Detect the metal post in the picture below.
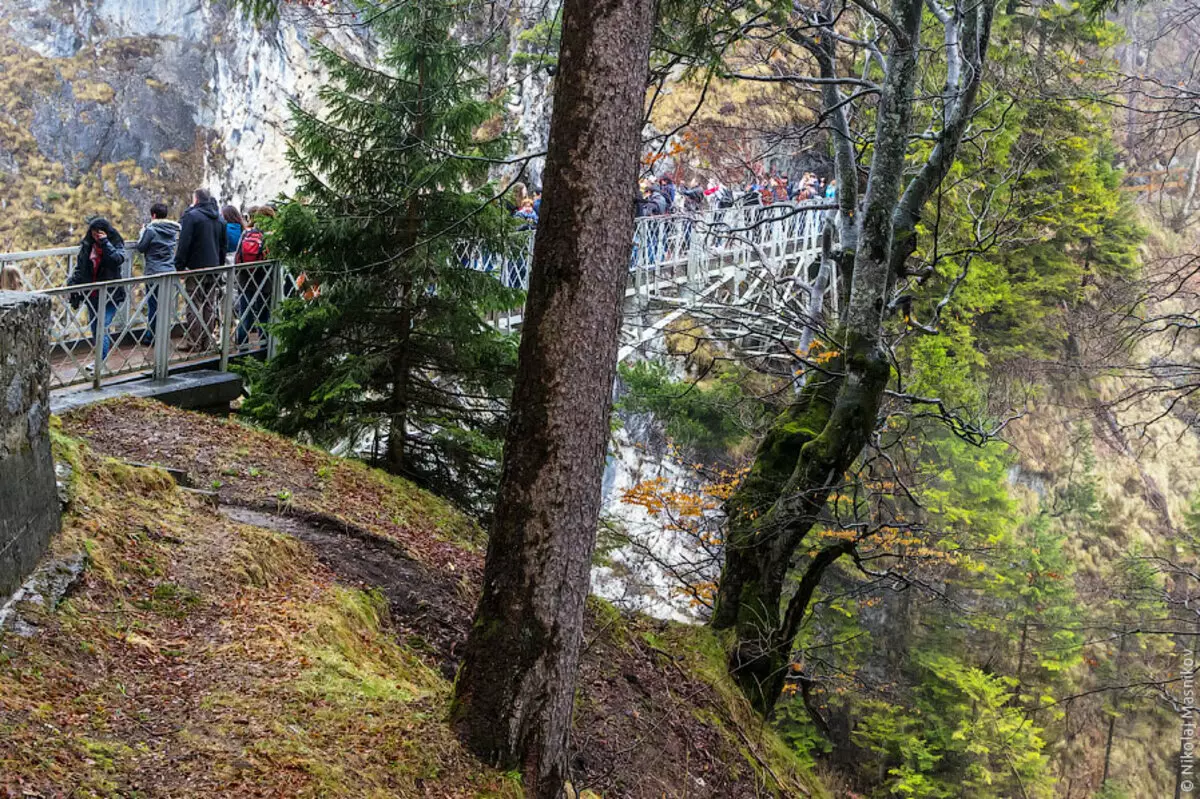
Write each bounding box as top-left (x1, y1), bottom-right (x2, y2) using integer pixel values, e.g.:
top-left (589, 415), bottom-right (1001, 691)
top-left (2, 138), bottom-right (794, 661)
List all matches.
top-left (93, 285), bottom-right (106, 389)
top-left (687, 215), bottom-right (703, 292)
top-left (634, 227), bottom-right (644, 297)
top-left (267, 261), bottom-right (284, 361)
top-left (153, 274), bottom-right (173, 381)
top-left (219, 265), bottom-right (235, 372)
top-left (115, 253), bottom-right (133, 333)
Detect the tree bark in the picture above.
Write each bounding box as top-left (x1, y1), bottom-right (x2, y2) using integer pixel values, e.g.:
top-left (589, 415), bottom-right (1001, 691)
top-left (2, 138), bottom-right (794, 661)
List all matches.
top-left (451, 0), bottom-right (654, 795)
top-left (386, 281), bottom-right (413, 475)
top-left (385, 354), bottom-right (408, 474)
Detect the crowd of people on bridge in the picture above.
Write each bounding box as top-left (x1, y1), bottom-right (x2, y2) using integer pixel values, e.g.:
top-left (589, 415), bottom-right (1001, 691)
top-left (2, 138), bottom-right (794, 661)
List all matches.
top-left (62, 189), bottom-right (275, 374)
top-left (44, 165), bottom-right (835, 373)
top-left (503, 170), bottom-right (835, 230)
top-left (636, 172), bottom-right (834, 219)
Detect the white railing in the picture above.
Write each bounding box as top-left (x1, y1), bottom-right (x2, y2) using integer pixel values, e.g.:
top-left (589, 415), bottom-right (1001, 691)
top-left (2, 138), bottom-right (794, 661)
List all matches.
top-left (37, 262), bottom-right (288, 391)
top-left (4, 200), bottom-right (828, 392)
top-left (0, 246), bottom-right (88, 291)
top-left (449, 200), bottom-right (827, 294)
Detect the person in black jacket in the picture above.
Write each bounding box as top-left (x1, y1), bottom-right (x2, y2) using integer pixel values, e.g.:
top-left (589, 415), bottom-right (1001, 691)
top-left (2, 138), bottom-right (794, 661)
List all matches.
top-left (67, 218), bottom-right (127, 368)
top-left (175, 188), bottom-right (227, 350)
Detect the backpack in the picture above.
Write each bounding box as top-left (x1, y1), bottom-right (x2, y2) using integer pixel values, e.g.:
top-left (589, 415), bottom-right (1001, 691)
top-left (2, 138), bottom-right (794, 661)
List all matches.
top-left (236, 229), bottom-right (266, 264)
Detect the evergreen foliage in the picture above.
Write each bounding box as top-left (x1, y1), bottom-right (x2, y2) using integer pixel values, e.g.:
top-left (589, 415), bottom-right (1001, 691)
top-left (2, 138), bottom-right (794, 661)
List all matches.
top-left (902, 7), bottom-right (1143, 414)
top-left (243, 0), bottom-right (523, 516)
top-left (853, 651), bottom-right (1053, 799)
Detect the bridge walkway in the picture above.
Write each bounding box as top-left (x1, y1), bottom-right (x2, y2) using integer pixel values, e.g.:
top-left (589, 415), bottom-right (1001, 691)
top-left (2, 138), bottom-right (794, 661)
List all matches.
top-left (0, 201), bottom-right (828, 404)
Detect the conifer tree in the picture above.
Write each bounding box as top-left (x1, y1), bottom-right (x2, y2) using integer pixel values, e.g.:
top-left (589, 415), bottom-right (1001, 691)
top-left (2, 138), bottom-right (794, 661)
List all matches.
top-left (243, 0), bottom-right (522, 515)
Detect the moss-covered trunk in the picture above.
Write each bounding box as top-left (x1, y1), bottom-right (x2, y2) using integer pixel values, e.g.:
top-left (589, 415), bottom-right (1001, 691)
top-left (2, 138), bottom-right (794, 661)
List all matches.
top-left (712, 336), bottom-right (890, 714)
top-left (711, 0), bottom-right (950, 717)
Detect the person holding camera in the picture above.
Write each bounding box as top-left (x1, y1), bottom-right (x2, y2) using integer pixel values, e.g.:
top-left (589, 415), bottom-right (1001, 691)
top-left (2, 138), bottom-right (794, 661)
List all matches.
top-left (67, 218), bottom-right (127, 372)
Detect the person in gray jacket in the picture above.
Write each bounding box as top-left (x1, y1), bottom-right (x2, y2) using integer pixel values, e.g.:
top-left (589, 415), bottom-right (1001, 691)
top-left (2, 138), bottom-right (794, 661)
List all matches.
top-left (133, 202), bottom-right (179, 345)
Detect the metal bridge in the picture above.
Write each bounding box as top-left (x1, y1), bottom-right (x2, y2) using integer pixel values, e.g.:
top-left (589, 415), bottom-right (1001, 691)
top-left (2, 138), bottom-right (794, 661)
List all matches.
top-left (0, 200), bottom-right (829, 397)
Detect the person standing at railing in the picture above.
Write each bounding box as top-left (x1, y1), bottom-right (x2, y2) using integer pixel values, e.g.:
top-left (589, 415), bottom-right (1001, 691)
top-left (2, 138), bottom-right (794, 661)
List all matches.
top-left (175, 189), bottom-right (227, 351)
top-left (771, 175), bottom-right (789, 204)
top-left (0, 264), bottom-right (21, 291)
top-left (234, 205), bottom-right (273, 346)
top-left (67, 219), bottom-right (127, 373)
top-left (132, 202), bottom-right (179, 346)
top-left (679, 180), bottom-right (706, 214)
top-left (513, 198), bottom-right (538, 230)
top-left (633, 181), bottom-right (669, 269)
top-left (504, 182), bottom-right (529, 214)
top-left (222, 206), bottom-right (244, 265)
top-left (656, 175), bottom-right (677, 211)
top-left (678, 180), bottom-right (706, 257)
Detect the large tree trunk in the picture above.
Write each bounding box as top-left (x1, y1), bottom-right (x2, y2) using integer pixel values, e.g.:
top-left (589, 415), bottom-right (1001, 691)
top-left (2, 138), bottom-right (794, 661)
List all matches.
top-left (710, 342), bottom-right (890, 713)
top-left (451, 0), bottom-right (654, 795)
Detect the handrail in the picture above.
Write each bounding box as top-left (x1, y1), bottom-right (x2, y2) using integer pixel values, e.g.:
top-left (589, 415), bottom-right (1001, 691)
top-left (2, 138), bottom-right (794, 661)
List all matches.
top-left (0, 246), bottom-right (76, 261)
top-left (0, 198), bottom-right (832, 272)
top-left (39, 262), bottom-right (279, 295)
top-left (41, 261), bottom-right (288, 392)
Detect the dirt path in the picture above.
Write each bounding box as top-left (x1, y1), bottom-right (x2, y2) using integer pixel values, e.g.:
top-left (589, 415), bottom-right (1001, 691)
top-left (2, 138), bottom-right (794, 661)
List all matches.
top-left (219, 505), bottom-right (470, 677)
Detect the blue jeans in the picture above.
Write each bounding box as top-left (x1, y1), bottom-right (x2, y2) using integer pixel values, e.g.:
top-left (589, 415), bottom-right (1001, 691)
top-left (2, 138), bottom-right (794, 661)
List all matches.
top-left (88, 298), bottom-right (118, 361)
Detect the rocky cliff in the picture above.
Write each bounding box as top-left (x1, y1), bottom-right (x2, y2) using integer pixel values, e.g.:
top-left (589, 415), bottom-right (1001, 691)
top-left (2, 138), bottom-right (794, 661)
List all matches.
top-left (0, 0), bottom-right (555, 251)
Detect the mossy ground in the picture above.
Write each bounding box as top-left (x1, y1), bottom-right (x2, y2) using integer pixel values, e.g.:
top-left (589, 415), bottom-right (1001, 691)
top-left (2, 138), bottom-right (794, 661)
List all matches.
top-left (2, 422), bottom-right (514, 797)
top-left (0, 397), bottom-right (828, 797)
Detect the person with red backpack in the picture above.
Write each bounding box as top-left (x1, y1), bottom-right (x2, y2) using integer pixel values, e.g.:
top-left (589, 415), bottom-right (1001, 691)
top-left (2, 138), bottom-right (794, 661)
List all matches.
top-left (234, 205), bottom-right (273, 346)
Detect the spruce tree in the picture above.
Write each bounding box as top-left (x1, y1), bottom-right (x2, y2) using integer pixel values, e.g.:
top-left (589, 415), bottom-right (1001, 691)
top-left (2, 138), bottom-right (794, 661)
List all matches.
top-left (243, 0), bottom-right (521, 515)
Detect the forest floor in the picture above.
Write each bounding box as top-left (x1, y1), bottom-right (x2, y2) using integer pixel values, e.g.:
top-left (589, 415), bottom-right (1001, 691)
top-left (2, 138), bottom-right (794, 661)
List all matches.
top-left (0, 397), bottom-right (826, 798)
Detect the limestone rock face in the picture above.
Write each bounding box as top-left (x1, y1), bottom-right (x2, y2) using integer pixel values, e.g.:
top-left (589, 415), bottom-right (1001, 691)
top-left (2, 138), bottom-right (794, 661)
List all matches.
top-left (0, 0), bottom-right (364, 246)
top-left (0, 0), bottom-right (556, 250)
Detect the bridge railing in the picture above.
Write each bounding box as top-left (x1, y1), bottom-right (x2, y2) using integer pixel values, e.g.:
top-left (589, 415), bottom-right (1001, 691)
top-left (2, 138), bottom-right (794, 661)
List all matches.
top-left (0, 245), bottom-right (147, 293)
top-left (0, 246), bottom-right (81, 291)
top-left (451, 200), bottom-right (828, 293)
top-left (38, 261), bottom-right (289, 391)
top-left (8, 199), bottom-right (828, 392)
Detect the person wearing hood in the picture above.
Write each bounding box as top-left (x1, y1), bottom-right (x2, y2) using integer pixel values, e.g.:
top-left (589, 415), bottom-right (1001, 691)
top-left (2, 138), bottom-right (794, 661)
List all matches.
top-left (133, 202), bottom-right (179, 345)
top-left (175, 188), bottom-right (227, 350)
top-left (635, 182), bottom-right (669, 266)
top-left (635, 181), bottom-right (669, 217)
top-left (67, 218), bottom-right (127, 370)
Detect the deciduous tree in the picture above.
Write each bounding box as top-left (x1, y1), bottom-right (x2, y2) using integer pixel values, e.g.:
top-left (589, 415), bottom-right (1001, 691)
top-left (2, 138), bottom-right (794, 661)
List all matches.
top-left (709, 0), bottom-right (1000, 715)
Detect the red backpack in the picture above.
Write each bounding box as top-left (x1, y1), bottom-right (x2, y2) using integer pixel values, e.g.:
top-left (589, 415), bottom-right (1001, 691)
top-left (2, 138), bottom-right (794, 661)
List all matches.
top-left (236, 229), bottom-right (267, 263)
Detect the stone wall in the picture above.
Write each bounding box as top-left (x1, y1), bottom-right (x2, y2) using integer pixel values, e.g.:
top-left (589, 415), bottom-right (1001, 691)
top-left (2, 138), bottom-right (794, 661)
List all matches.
top-left (0, 291), bottom-right (59, 600)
